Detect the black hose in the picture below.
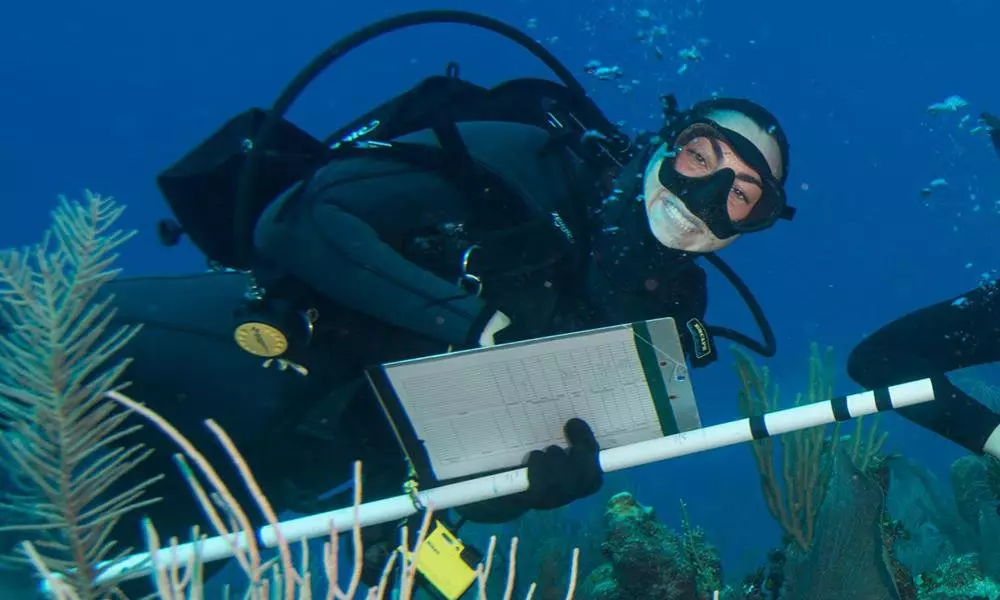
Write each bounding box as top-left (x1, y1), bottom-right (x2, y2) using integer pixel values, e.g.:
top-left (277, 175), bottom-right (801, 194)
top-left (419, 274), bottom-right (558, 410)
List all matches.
top-left (702, 252), bottom-right (777, 358)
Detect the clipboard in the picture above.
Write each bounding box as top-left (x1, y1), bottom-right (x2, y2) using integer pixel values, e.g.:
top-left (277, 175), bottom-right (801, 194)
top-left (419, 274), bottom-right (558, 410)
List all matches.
top-left (365, 317), bottom-right (701, 483)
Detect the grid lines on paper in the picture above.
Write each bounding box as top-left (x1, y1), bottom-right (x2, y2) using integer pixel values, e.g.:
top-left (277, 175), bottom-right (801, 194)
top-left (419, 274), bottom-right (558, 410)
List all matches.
top-left (395, 339), bottom-right (657, 465)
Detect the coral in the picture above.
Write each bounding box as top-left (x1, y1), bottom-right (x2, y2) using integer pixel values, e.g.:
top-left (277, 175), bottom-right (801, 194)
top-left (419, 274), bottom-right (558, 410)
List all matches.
top-left (735, 548), bottom-right (786, 600)
top-left (32, 391), bottom-right (583, 599)
top-left (889, 458), bottom-right (977, 575)
top-left (3, 194), bottom-right (580, 599)
top-left (0, 192), bottom-right (157, 598)
top-left (951, 456), bottom-right (997, 527)
top-left (948, 455), bottom-right (1000, 584)
top-left (493, 471), bottom-right (638, 599)
top-left (779, 449), bottom-right (911, 600)
top-left (916, 554), bottom-right (1000, 599)
top-left (732, 343), bottom-right (836, 551)
top-left (579, 491), bottom-right (721, 600)
top-left (732, 342), bottom-right (887, 552)
top-left (678, 499), bottom-right (723, 595)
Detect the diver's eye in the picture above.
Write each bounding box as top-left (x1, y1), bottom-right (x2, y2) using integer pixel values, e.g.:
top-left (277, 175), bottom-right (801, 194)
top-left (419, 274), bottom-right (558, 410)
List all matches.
top-left (732, 187), bottom-right (750, 204)
top-left (685, 147), bottom-right (708, 167)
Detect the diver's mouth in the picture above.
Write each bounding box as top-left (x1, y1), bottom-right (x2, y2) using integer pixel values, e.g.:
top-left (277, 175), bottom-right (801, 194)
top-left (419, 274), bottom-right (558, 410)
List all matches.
top-left (657, 193), bottom-right (702, 233)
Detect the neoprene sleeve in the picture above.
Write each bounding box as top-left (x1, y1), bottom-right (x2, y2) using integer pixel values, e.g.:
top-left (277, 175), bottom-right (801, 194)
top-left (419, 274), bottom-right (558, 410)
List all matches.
top-left (254, 157), bottom-right (496, 348)
top-left (848, 284), bottom-right (1000, 453)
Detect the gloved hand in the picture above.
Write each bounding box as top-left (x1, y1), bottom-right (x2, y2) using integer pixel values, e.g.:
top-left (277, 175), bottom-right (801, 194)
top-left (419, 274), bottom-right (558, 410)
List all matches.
top-left (522, 418), bottom-right (603, 510)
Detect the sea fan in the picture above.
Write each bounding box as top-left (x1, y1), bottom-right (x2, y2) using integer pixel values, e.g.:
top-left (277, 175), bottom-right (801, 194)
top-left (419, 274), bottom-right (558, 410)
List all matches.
top-left (0, 191), bottom-right (159, 597)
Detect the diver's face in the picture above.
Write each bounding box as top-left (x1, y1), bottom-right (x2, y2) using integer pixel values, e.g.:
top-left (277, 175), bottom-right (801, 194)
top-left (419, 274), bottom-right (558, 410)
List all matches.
top-left (643, 110), bottom-right (784, 253)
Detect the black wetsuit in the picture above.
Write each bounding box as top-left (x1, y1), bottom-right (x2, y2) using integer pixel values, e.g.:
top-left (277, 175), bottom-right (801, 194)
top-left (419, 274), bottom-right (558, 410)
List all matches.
top-left (249, 119), bottom-right (710, 512)
top-left (86, 119), bottom-right (711, 570)
top-left (253, 120), bottom-right (709, 361)
top-left (848, 285), bottom-right (1000, 453)
top-left (848, 114), bottom-right (1000, 454)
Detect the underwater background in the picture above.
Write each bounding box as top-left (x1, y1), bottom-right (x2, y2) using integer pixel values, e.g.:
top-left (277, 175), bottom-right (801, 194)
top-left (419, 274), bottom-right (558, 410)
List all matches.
top-left (2, 0), bottom-right (1000, 597)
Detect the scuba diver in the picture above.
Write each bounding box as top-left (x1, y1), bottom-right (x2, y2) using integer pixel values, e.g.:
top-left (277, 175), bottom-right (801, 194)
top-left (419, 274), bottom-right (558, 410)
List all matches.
top-left (109, 10), bottom-right (795, 590)
top-left (848, 111), bottom-right (1000, 459)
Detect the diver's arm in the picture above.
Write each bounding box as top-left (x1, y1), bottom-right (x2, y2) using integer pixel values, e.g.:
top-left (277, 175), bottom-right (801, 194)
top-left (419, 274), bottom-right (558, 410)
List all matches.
top-left (255, 190), bottom-right (496, 349)
top-left (847, 285), bottom-right (1000, 454)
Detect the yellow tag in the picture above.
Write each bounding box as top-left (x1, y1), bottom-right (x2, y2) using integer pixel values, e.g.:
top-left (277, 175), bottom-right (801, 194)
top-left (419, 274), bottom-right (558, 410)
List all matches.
top-left (234, 322), bottom-right (289, 358)
top-left (412, 521), bottom-right (479, 600)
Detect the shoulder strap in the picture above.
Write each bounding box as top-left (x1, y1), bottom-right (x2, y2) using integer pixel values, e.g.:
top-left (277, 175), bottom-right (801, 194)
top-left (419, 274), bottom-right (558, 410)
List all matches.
top-left (281, 63), bottom-right (629, 230)
top-left (325, 64), bottom-right (491, 145)
top-left (325, 63), bottom-right (631, 173)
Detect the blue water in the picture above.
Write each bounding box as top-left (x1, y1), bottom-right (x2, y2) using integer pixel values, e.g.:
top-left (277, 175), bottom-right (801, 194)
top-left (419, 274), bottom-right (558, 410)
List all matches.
top-left (2, 0), bottom-right (999, 589)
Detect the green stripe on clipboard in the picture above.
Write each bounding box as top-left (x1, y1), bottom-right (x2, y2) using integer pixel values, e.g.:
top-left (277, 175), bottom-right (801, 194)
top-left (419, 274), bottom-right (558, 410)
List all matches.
top-left (632, 320), bottom-right (679, 435)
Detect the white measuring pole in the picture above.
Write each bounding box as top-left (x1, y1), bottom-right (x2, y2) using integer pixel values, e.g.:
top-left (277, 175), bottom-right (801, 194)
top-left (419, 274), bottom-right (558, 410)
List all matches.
top-left (95, 377), bottom-right (935, 586)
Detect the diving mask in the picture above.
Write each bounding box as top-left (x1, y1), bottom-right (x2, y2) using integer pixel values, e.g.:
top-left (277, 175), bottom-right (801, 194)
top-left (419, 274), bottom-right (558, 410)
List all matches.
top-left (656, 119), bottom-right (792, 239)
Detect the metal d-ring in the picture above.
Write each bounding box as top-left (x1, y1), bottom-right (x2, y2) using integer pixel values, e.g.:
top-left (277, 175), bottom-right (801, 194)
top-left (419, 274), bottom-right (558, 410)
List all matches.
top-left (300, 307), bottom-right (319, 344)
top-left (457, 244), bottom-right (483, 297)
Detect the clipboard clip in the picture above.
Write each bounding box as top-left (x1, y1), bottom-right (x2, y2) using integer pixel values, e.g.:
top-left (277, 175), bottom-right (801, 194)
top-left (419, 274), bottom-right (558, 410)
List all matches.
top-left (403, 476), bottom-right (426, 512)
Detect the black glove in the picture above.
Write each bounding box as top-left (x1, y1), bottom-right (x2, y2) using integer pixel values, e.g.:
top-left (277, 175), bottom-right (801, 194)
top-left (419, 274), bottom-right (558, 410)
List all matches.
top-left (372, 419), bottom-right (603, 548)
top-left (522, 418), bottom-right (603, 510)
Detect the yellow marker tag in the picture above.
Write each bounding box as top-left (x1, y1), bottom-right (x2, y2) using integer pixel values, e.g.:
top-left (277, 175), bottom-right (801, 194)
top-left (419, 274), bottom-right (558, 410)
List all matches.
top-left (413, 521), bottom-right (480, 600)
top-left (234, 322), bottom-right (288, 358)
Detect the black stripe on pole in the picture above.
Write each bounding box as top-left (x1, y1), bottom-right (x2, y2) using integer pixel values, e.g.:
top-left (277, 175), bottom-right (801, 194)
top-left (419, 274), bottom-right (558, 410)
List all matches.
top-left (830, 396), bottom-right (852, 421)
top-left (874, 387), bottom-right (893, 411)
top-left (749, 415), bottom-right (769, 440)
